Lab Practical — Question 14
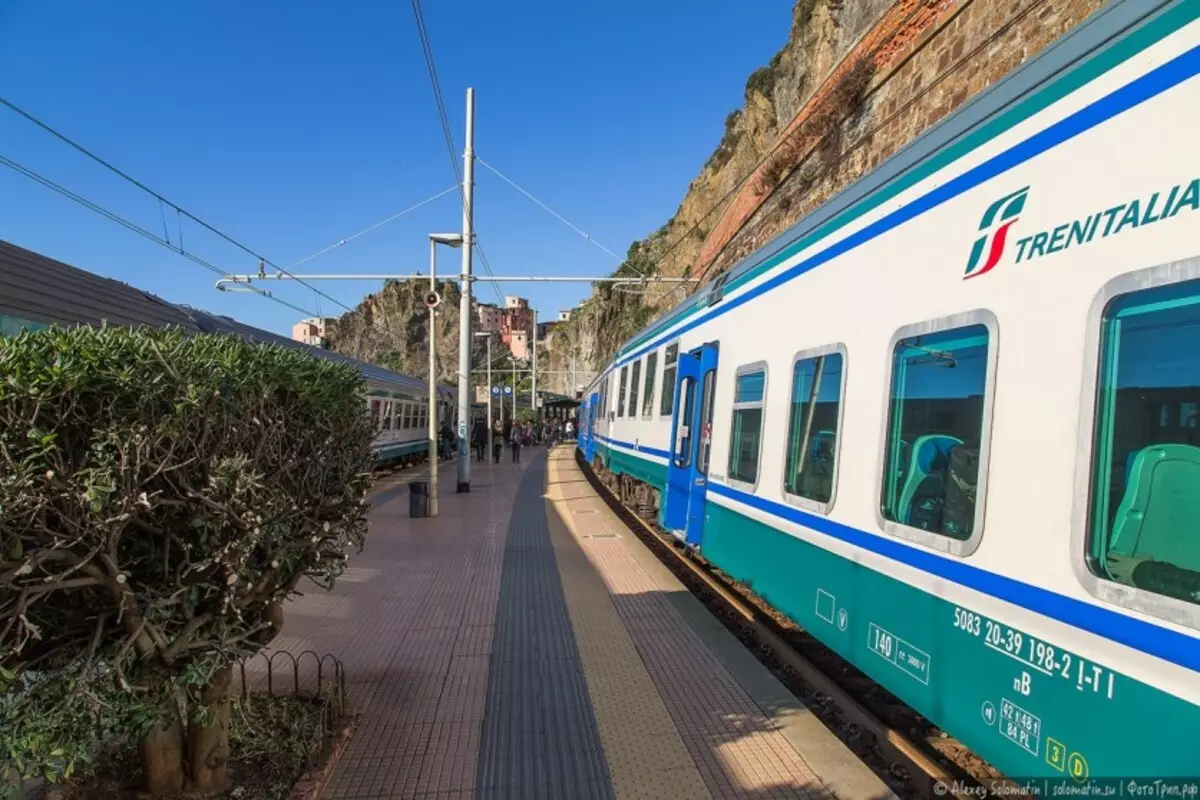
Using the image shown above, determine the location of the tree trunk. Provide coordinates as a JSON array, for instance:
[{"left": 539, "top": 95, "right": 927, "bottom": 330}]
[
  {"left": 187, "top": 664, "right": 233, "bottom": 795},
  {"left": 251, "top": 600, "right": 284, "bottom": 646},
  {"left": 139, "top": 716, "right": 185, "bottom": 795}
]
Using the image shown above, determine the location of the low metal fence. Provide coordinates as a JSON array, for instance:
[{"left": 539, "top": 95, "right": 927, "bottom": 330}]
[{"left": 236, "top": 649, "right": 349, "bottom": 769}]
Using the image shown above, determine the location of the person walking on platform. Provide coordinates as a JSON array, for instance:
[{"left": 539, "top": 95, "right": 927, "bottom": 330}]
[
  {"left": 472, "top": 418, "right": 487, "bottom": 462},
  {"left": 510, "top": 421, "right": 522, "bottom": 463},
  {"left": 439, "top": 419, "right": 455, "bottom": 459},
  {"left": 492, "top": 418, "right": 504, "bottom": 464}
]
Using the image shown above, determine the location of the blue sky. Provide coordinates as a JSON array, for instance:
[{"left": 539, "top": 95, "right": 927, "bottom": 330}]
[{"left": 0, "top": 0, "right": 792, "bottom": 337}]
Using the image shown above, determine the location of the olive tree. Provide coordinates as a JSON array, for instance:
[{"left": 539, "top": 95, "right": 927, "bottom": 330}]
[{"left": 0, "top": 326, "right": 375, "bottom": 794}]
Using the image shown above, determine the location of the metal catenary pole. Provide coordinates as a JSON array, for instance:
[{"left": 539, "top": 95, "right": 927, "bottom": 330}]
[
  {"left": 456, "top": 88, "right": 475, "bottom": 493},
  {"left": 428, "top": 238, "right": 439, "bottom": 516}
]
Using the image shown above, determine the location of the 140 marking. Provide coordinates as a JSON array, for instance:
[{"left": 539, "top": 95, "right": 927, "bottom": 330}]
[{"left": 952, "top": 607, "right": 1115, "bottom": 700}]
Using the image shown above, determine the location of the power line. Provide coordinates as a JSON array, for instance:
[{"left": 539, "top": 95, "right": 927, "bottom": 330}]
[
  {"left": 409, "top": 0, "right": 506, "bottom": 306},
  {"left": 0, "top": 154, "right": 319, "bottom": 320},
  {"left": 627, "top": 0, "right": 937, "bottom": 311},
  {"left": 286, "top": 185, "right": 459, "bottom": 269},
  {"left": 0, "top": 95, "right": 363, "bottom": 318},
  {"left": 690, "top": 0, "right": 991, "bottom": 285},
  {"left": 476, "top": 156, "right": 631, "bottom": 268},
  {"left": 0, "top": 96, "right": 438, "bottom": 356}
]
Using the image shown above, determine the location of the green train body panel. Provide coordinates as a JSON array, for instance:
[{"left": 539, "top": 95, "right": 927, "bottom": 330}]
[
  {"left": 596, "top": 441, "right": 670, "bottom": 525},
  {"left": 701, "top": 501, "right": 1200, "bottom": 780},
  {"left": 374, "top": 440, "right": 427, "bottom": 460},
  {"left": 609, "top": 448, "right": 668, "bottom": 493}
]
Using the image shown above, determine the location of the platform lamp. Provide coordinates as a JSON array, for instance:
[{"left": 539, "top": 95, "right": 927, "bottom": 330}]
[{"left": 427, "top": 232, "right": 464, "bottom": 517}]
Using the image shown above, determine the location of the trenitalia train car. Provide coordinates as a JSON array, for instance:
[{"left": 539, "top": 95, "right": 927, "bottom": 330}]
[{"left": 578, "top": 0, "right": 1200, "bottom": 780}]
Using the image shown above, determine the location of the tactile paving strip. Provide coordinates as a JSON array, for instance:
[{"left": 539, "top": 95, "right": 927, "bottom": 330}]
[
  {"left": 546, "top": 450, "right": 827, "bottom": 800},
  {"left": 545, "top": 456, "right": 713, "bottom": 800},
  {"left": 474, "top": 456, "right": 614, "bottom": 800}
]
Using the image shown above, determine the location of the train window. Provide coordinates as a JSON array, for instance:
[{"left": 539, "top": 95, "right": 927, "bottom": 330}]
[
  {"left": 660, "top": 343, "right": 680, "bottom": 417},
  {"left": 783, "top": 346, "right": 846, "bottom": 511},
  {"left": 642, "top": 351, "right": 658, "bottom": 417},
  {"left": 618, "top": 366, "right": 628, "bottom": 417},
  {"left": 727, "top": 365, "right": 766, "bottom": 486},
  {"left": 382, "top": 401, "right": 393, "bottom": 431},
  {"left": 370, "top": 399, "right": 382, "bottom": 430},
  {"left": 628, "top": 359, "right": 642, "bottom": 418},
  {"left": 674, "top": 375, "right": 696, "bottom": 468},
  {"left": 1087, "top": 278, "right": 1200, "bottom": 608},
  {"left": 698, "top": 367, "right": 718, "bottom": 476},
  {"left": 878, "top": 312, "right": 997, "bottom": 557}
]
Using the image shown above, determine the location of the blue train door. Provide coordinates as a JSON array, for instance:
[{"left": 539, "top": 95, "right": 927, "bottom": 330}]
[
  {"left": 663, "top": 342, "right": 719, "bottom": 545},
  {"left": 584, "top": 392, "right": 599, "bottom": 461}
]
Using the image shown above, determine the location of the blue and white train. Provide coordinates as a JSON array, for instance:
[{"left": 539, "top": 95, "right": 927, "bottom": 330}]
[{"left": 578, "top": 0, "right": 1199, "bottom": 780}]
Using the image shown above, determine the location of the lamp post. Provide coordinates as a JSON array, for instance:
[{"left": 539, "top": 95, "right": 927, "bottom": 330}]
[
  {"left": 474, "top": 331, "right": 492, "bottom": 461},
  {"left": 428, "top": 233, "right": 464, "bottom": 517}
]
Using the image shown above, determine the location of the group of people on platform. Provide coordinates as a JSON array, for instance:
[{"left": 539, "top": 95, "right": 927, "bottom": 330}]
[
  {"left": 434, "top": 415, "right": 576, "bottom": 465},
  {"left": 465, "top": 416, "right": 575, "bottom": 464}
]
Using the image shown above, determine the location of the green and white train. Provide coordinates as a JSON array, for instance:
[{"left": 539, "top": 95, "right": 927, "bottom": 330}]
[
  {"left": 577, "top": 0, "right": 1200, "bottom": 781},
  {"left": 0, "top": 239, "right": 455, "bottom": 468}
]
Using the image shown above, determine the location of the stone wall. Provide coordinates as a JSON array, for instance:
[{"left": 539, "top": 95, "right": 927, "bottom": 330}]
[
  {"left": 509, "top": 0, "right": 1109, "bottom": 394},
  {"left": 701, "top": 0, "right": 1107, "bottom": 279}
]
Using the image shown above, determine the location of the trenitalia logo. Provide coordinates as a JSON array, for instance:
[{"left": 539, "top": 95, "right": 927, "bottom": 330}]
[
  {"left": 963, "top": 178, "right": 1200, "bottom": 279},
  {"left": 963, "top": 187, "right": 1028, "bottom": 280}
]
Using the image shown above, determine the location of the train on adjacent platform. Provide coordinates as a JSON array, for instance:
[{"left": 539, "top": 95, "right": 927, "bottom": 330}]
[
  {"left": 577, "top": 0, "right": 1200, "bottom": 780},
  {"left": 0, "top": 238, "right": 455, "bottom": 468}
]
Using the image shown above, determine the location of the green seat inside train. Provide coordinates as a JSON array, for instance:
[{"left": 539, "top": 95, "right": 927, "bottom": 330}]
[
  {"left": 1110, "top": 444, "right": 1200, "bottom": 572},
  {"left": 896, "top": 434, "right": 978, "bottom": 539}
]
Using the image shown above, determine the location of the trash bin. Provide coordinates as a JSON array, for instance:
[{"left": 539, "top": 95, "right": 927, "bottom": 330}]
[{"left": 409, "top": 480, "right": 428, "bottom": 518}]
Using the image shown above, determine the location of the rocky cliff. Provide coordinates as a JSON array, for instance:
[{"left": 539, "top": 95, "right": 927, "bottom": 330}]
[
  {"left": 324, "top": 279, "right": 499, "bottom": 385},
  {"left": 324, "top": 0, "right": 1105, "bottom": 397},
  {"left": 540, "top": 0, "right": 1104, "bottom": 396}
]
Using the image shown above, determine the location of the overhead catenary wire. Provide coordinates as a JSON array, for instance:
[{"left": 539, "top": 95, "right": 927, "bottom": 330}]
[
  {"left": 410, "top": 0, "right": 506, "bottom": 307},
  {"left": 0, "top": 154, "right": 319, "bottom": 320},
  {"left": 629, "top": 0, "right": 939, "bottom": 311},
  {"left": 690, "top": 0, "right": 1008, "bottom": 286},
  {"left": 475, "top": 156, "right": 633, "bottom": 270},
  {"left": 0, "top": 95, "right": 366, "bottom": 320},
  {"left": 286, "top": 185, "right": 459, "bottom": 269},
  {"left": 0, "top": 96, "right": 441, "bottom": 356}
]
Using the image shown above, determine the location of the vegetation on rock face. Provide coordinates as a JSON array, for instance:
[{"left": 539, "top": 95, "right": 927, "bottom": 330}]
[
  {"left": 0, "top": 326, "right": 374, "bottom": 795},
  {"left": 324, "top": 279, "right": 498, "bottom": 386}
]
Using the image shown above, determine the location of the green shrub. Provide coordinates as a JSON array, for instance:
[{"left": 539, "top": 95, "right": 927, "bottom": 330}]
[{"left": 0, "top": 325, "right": 374, "bottom": 794}]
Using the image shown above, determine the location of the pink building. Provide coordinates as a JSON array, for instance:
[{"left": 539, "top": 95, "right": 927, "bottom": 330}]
[
  {"left": 499, "top": 296, "right": 533, "bottom": 356},
  {"left": 476, "top": 303, "right": 503, "bottom": 333},
  {"left": 508, "top": 330, "right": 529, "bottom": 360},
  {"left": 291, "top": 317, "right": 329, "bottom": 348}
]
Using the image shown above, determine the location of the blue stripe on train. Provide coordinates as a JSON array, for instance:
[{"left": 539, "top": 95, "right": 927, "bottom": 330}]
[
  {"left": 613, "top": 42, "right": 1200, "bottom": 369},
  {"left": 707, "top": 482, "right": 1200, "bottom": 674},
  {"left": 587, "top": 437, "right": 1200, "bottom": 674}
]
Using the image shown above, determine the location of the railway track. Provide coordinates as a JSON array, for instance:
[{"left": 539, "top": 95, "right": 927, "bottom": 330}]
[{"left": 576, "top": 449, "right": 1011, "bottom": 800}]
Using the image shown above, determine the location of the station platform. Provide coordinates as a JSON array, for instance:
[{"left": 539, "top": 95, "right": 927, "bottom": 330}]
[{"left": 269, "top": 447, "right": 892, "bottom": 800}]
